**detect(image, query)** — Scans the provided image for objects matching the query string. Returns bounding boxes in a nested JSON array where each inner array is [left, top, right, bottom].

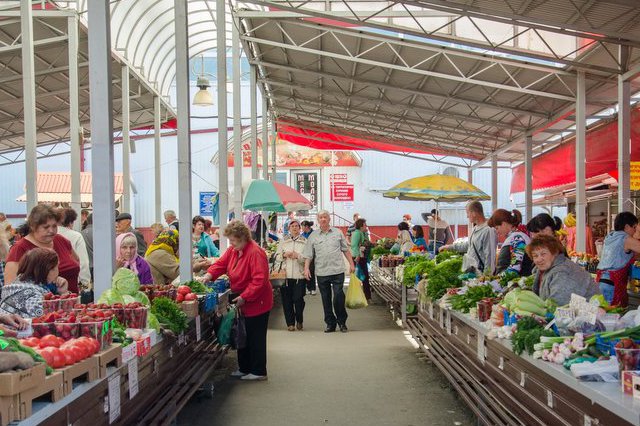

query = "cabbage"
[[147, 312, 160, 332], [112, 268, 140, 296], [97, 289, 124, 305], [122, 295, 136, 305], [133, 291, 150, 306]]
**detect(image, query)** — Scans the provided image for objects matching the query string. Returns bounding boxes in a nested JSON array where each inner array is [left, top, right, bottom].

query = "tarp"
[[510, 107, 640, 193]]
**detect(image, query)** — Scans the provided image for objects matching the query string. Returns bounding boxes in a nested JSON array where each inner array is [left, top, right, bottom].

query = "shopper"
[[192, 216, 220, 258], [275, 220, 307, 331], [164, 210, 179, 231], [81, 214, 94, 279], [440, 201, 497, 275], [115, 213, 147, 257], [526, 214, 563, 239], [350, 218, 371, 301], [300, 220, 317, 295], [303, 210, 355, 333], [199, 220, 273, 381], [4, 205, 79, 292], [145, 230, 180, 285], [488, 209, 532, 277], [116, 233, 153, 285], [403, 214, 413, 228], [346, 213, 360, 243], [425, 209, 453, 254], [150, 223, 165, 239], [396, 222, 415, 254], [596, 212, 640, 306], [80, 209, 90, 230], [528, 235, 599, 305], [283, 211, 295, 237], [411, 225, 427, 250], [57, 208, 91, 290], [0, 248, 67, 317], [0, 224, 9, 286]]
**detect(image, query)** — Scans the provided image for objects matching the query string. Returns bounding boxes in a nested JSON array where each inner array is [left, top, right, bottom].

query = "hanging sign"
[[631, 162, 640, 191], [295, 172, 318, 206]]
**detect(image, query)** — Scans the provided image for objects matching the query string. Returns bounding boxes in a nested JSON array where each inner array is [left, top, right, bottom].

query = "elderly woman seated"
[[527, 235, 600, 306]]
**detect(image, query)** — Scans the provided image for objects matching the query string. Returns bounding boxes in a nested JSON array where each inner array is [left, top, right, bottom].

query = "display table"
[[370, 263, 417, 325], [407, 302, 640, 426], [12, 291, 231, 426]]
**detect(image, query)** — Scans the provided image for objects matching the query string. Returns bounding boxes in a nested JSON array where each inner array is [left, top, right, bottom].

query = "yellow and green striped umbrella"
[[383, 174, 490, 202]]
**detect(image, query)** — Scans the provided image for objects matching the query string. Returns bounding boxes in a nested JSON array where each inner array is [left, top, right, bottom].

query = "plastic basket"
[[78, 317, 114, 350], [31, 321, 79, 340], [123, 307, 148, 329], [203, 293, 217, 313], [631, 265, 640, 280]]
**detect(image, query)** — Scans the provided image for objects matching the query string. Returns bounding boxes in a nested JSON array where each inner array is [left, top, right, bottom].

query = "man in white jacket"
[[275, 220, 307, 331]]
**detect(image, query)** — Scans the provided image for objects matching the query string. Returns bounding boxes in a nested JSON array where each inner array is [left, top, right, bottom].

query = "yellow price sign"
[[631, 162, 640, 191]]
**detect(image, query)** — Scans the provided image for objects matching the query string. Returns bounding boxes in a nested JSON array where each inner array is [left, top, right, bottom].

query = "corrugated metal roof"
[[30, 172, 124, 194], [15, 192, 122, 203]]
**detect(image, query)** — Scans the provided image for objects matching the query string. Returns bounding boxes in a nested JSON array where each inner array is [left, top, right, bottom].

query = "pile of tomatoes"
[[175, 285, 198, 303], [20, 336, 101, 369]]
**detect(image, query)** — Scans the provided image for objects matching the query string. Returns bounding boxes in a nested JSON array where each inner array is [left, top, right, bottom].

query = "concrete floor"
[[177, 291, 475, 426]]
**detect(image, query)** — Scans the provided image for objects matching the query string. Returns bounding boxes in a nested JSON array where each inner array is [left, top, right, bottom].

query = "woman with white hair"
[[116, 233, 153, 284]]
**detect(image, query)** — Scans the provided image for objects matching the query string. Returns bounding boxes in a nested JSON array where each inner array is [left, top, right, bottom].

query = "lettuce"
[[112, 268, 140, 296]]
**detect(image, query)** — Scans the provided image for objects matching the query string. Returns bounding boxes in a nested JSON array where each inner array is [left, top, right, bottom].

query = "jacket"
[[206, 240, 273, 317], [533, 254, 600, 305], [275, 235, 306, 280], [57, 226, 91, 286], [145, 249, 179, 285], [194, 232, 220, 258], [451, 222, 497, 274]]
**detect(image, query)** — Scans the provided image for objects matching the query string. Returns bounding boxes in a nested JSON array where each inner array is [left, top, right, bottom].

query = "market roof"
[[0, 3, 176, 155], [15, 171, 124, 203]]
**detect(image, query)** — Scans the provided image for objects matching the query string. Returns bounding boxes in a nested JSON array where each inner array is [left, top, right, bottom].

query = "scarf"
[[145, 230, 179, 260], [116, 232, 139, 274]]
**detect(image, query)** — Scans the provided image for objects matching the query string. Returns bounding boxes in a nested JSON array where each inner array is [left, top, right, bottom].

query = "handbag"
[[269, 260, 286, 288], [230, 308, 247, 350], [217, 306, 236, 345]]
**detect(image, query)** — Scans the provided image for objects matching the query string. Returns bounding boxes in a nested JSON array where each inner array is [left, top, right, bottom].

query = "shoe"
[[230, 370, 247, 377], [296, 323, 303, 331], [324, 326, 336, 333], [339, 324, 348, 333], [287, 325, 295, 332], [311, 290, 317, 296], [306, 290, 310, 295], [241, 374, 268, 381]]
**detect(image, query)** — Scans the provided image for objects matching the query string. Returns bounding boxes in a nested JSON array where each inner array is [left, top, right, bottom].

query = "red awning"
[[133, 118, 178, 131], [510, 107, 640, 193]]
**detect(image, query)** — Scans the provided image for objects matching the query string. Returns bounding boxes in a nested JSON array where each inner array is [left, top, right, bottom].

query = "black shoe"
[[339, 324, 348, 333], [324, 326, 336, 333]]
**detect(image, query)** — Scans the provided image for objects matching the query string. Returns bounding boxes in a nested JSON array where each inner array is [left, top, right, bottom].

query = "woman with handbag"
[[350, 218, 372, 301], [274, 219, 307, 331], [198, 220, 273, 381]]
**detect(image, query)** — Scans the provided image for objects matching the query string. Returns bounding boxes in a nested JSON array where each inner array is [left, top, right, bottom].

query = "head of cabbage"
[[112, 268, 140, 296]]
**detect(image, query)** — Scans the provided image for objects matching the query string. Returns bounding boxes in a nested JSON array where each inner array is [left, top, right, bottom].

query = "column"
[[618, 76, 631, 212], [217, 0, 229, 250], [174, 0, 193, 280], [250, 65, 258, 179], [121, 66, 131, 213], [87, 0, 116, 297], [491, 155, 498, 212], [232, 17, 243, 217], [262, 95, 269, 180], [21, 0, 38, 210], [68, 16, 81, 230], [154, 96, 162, 223], [271, 118, 277, 181], [524, 134, 533, 222], [576, 71, 587, 252]]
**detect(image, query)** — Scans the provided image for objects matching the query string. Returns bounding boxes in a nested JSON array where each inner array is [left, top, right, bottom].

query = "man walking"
[[303, 210, 355, 333]]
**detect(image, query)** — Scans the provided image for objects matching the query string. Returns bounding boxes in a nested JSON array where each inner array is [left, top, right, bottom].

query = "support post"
[[68, 15, 81, 229], [576, 71, 587, 253], [262, 95, 269, 180], [232, 17, 243, 217], [21, 0, 38, 210], [121, 66, 131, 213], [87, 0, 116, 297], [271, 117, 277, 181], [217, 0, 229, 250], [524, 134, 533, 222], [250, 65, 258, 179], [491, 155, 498, 212], [618, 76, 631, 212], [174, 0, 193, 280], [154, 96, 162, 223]]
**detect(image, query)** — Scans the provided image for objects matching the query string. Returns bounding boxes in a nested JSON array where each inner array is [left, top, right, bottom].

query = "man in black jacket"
[[115, 213, 148, 257]]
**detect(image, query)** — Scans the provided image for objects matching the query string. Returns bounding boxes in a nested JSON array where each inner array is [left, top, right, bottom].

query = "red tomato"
[[184, 293, 197, 301], [61, 347, 76, 366], [39, 335, 61, 348], [40, 347, 65, 369], [76, 337, 97, 355], [176, 293, 184, 303], [21, 337, 40, 348], [177, 285, 192, 296]]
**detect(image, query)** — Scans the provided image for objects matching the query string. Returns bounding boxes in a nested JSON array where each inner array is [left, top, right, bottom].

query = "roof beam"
[[0, 34, 68, 55]]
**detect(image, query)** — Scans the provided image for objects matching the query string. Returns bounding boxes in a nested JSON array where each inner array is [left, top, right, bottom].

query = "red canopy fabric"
[[133, 118, 178, 131], [510, 107, 640, 193]]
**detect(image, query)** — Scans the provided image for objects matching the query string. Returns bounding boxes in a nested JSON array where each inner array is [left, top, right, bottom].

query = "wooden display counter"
[[407, 302, 640, 426]]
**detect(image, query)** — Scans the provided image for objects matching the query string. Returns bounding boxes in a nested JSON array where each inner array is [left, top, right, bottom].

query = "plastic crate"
[[31, 321, 79, 340], [594, 336, 640, 356], [203, 293, 217, 313], [631, 265, 640, 280], [123, 307, 147, 329], [77, 317, 114, 350], [208, 278, 228, 293]]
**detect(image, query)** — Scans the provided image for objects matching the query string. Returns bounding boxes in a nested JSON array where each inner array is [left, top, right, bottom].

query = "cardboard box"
[[18, 372, 63, 419], [0, 363, 46, 397], [96, 344, 123, 379], [61, 356, 99, 395], [180, 301, 198, 318], [622, 371, 640, 395]]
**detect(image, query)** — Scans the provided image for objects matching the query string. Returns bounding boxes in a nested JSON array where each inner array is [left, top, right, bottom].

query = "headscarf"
[[116, 232, 139, 274], [145, 230, 179, 260]]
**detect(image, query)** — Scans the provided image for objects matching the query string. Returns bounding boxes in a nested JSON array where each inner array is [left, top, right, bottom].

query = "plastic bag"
[[231, 309, 247, 350], [355, 264, 366, 282], [217, 306, 236, 346], [346, 273, 368, 309]]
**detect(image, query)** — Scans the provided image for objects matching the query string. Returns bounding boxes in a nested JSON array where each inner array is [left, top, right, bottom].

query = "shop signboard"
[[295, 172, 318, 207], [199, 191, 219, 224], [631, 162, 640, 190], [331, 184, 354, 202]]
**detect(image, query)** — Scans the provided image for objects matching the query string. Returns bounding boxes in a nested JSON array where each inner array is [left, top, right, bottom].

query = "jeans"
[[237, 311, 270, 376], [281, 279, 306, 326], [306, 261, 317, 292], [317, 273, 348, 328]]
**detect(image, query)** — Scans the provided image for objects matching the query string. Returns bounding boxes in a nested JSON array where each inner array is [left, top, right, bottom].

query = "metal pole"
[[87, 0, 116, 297], [68, 15, 81, 229], [618, 75, 631, 212], [491, 155, 498, 212], [262, 95, 269, 180], [217, 0, 229, 251], [174, 0, 193, 280], [232, 17, 243, 217], [467, 168, 473, 236], [250, 65, 258, 179], [154, 96, 162, 223], [121, 66, 131, 213], [576, 71, 587, 253], [21, 0, 38, 210], [524, 134, 533, 222], [271, 116, 277, 181]]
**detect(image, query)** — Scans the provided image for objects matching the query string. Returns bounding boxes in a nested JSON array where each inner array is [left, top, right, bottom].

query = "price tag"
[[499, 357, 504, 370], [477, 334, 485, 363], [583, 415, 599, 426], [546, 390, 553, 408], [196, 316, 202, 342], [128, 357, 139, 400], [520, 372, 526, 387], [178, 332, 185, 346], [16, 319, 32, 339], [108, 372, 121, 423], [445, 311, 452, 335], [570, 294, 587, 311], [121, 343, 137, 363], [554, 308, 574, 322]]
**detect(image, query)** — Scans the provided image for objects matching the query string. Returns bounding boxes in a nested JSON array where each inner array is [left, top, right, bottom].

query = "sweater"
[[274, 235, 306, 280], [533, 254, 600, 305]]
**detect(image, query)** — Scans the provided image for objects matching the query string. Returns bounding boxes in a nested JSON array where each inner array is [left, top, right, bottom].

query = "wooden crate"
[[96, 344, 123, 378], [61, 357, 99, 395], [17, 372, 64, 419], [0, 363, 46, 397]]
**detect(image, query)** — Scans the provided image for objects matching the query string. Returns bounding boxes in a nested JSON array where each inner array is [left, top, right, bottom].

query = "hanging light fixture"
[[192, 55, 214, 106]]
